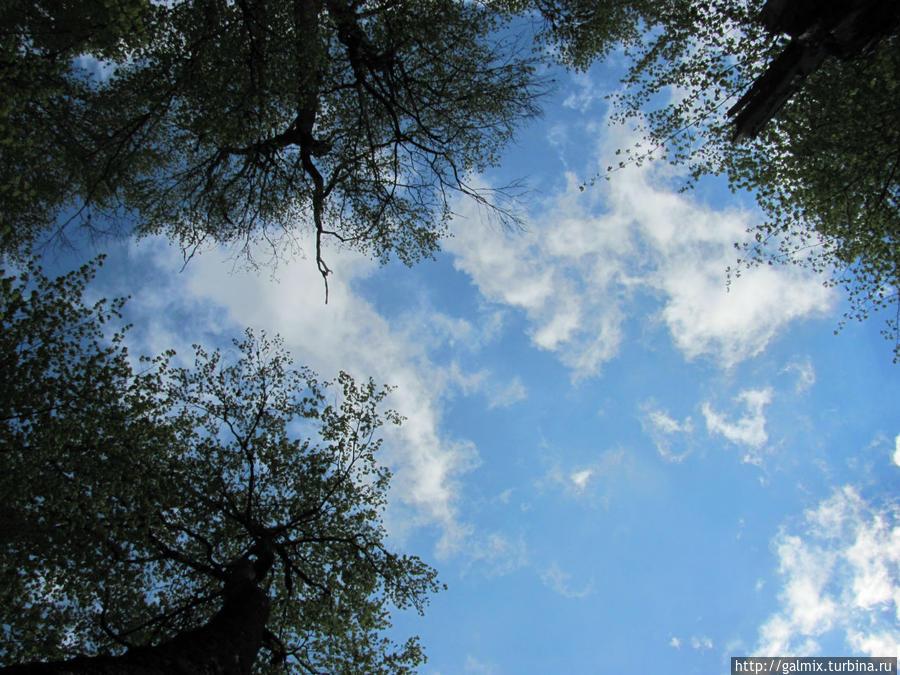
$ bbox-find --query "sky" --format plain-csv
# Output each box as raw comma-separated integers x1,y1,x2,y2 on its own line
53,47,900,675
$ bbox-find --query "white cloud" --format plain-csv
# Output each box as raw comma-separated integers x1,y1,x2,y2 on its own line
782,357,816,393
847,631,900,660
463,532,528,578
702,388,773,464
690,635,713,651
411,307,505,353
570,468,593,493
892,434,900,468
487,376,527,409
442,362,489,396
465,655,498,674
648,409,693,435
562,70,602,113
610,149,833,368
669,637,682,649
542,450,629,502
434,363,525,411
445,123,835,377
642,405,694,462
423,313,478,348
446,179,628,380
756,486,900,659
541,563,594,599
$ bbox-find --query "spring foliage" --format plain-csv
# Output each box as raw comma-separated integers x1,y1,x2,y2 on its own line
0,259,441,673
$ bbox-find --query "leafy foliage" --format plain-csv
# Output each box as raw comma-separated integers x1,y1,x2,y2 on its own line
0,0,156,251
1,0,541,287
0,256,177,663
0,260,441,673
495,0,662,70
734,40,900,356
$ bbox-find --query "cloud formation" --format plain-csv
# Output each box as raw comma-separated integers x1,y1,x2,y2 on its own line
702,388,774,464
445,126,835,377
690,635,713,651
541,449,629,503
446,174,629,379
783,357,816,394
756,486,900,659
642,405,694,462
541,562,594,599
486,376,527,409
463,532,528,578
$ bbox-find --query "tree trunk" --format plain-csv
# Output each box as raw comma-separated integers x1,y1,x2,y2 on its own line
731,0,900,141
0,563,270,675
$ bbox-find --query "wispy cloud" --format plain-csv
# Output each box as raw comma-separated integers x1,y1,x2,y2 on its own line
690,635,713,651
541,449,629,502
702,388,774,464
487,376,527,409
541,563,594,599
756,486,900,658
562,70,603,113
463,532,528,578
409,307,505,353
569,468,594,493
445,122,835,378
782,357,816,394
465,655,498,674
446,173,628,380
642,404,694,462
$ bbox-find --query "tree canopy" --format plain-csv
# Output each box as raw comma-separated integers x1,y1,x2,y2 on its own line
0,259,441,673
3,0,899,670
1,0,541,293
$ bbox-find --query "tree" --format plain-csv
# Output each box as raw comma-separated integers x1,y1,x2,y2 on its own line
731,38,900,354
0,0,155,252
547,0,900,358
0,259,441,673
1,0,541,294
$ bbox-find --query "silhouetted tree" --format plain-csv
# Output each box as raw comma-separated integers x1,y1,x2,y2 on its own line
1,0,541,292
0,260,441,673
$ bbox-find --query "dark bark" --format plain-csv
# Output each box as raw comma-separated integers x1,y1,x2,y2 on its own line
728,38,827,142
0,560,270,675
730,0,900,141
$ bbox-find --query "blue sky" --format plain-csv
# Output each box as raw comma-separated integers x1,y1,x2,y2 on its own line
60,50,900,674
